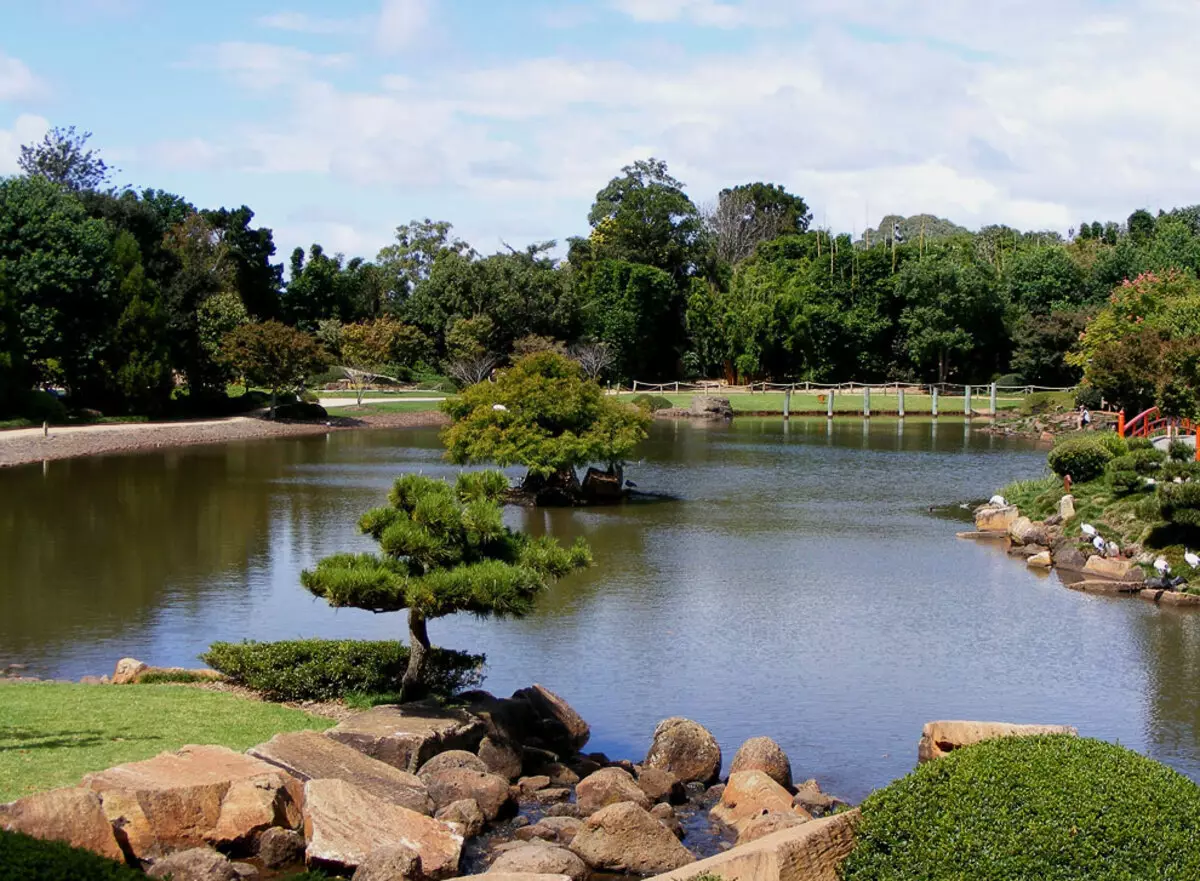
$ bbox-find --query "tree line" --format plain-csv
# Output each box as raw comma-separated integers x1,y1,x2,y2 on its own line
4,126,1199,419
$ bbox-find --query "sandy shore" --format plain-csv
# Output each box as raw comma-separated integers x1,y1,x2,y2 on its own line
0,410,448,469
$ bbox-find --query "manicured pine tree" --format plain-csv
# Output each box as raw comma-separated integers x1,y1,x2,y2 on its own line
301,470,591,701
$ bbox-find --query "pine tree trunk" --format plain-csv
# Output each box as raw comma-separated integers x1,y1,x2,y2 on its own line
400,609,430,703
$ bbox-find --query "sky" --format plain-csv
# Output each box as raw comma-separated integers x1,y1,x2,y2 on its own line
2,0,1200,262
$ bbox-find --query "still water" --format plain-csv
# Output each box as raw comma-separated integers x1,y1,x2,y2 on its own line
4,418,1200,801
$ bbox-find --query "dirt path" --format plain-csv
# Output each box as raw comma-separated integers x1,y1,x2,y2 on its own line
0,411,448,469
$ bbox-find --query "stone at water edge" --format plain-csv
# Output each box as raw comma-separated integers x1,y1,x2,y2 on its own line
644,717,722,784
688,396,734,420
575,767,652,814
478,735,524,781
1083,556,1145,583
0,786,123,862
918,720,1078,763
147,847,240,881
351,844,422,881
1009,517,1049,548
435,799,486,838
249,729,434,815
728,736,794,791
634,765,685,805
1052,543,1089,572
737,810,811,845
257,827,306,870
422,767,514,821
791,779,847,818
303,778,462,879
975,504,1020,533
418,750,490,779
710,770,808,831
515,816,582,845
511,684,591,755
489,844,588,881
569,801,695,875
1027,551,1053,568
328,703,486,773
112,657,149,684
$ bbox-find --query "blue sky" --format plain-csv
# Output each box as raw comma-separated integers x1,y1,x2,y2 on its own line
3,0,1199,262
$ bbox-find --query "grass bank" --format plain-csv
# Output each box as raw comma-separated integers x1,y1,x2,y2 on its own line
0,683,334,802
348,400,445,414
616,390,1026,414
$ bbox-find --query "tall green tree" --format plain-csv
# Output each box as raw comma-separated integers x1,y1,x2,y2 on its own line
302,470,591,700
708,182,812,265
18,126,114,192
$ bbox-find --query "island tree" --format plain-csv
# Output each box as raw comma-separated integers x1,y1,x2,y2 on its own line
338,317,431,405
441,352,650,501
301,470,591,700
221,320,327,416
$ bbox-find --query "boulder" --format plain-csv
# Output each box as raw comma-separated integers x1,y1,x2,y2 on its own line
1052,543,1089,572
1059,494,1076,520
1009,518,1049,547
435,799,486,839
256,827,306,870
737,811,811,845
329,704,486,773
82,745,303,860
634,766,684,805
490,844,588,881
570,801,694,875
728,737,793,791
423,768,514,821
0,786,123,862
644,717,721,784
582,467,624,501
533,788,571,805
710,770,803,831
975,505,1019,533
112,657,149,685
418,750,490,779
511,685,590,755
688,396,734,420
147,847,240,881
351,844,423,881
1027,551,1053,568
303,778,462,879
544,802,585,819
516,816,582,845
535,763,579,787
791,780,846,818
249,730,433,815
576,767,651,814
1083,556,1145,583
478,736,524,781
918,720,1078,763
517,775,551,795
649,803,684,839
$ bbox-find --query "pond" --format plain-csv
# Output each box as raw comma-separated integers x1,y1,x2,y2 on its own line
3,417,1200,802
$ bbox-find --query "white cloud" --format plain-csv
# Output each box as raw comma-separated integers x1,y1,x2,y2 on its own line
194,42,353,91
258,11,367,36
0,114,50,174
378,0,430,53
0,53,45,102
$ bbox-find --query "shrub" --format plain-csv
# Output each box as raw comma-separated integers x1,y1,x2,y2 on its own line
1096,432,1128,457
20,390,68,424
0,829,144,881
631,393,674,413
273,401,328,421
1169,439,1194,463
1047,436,1113,483
1162,461,1200,482
1128,436,1154,451
1159,482,1200,529
135,670,212,685
1109,449,1165,476
1020,391,1073,416
841,735,1200,881
1075,385,1103,409
1109,469,1142,496
201,639,485,702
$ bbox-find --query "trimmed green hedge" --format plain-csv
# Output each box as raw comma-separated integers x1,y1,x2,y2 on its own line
201,639,484,702
0,830,143,881
842,735,1200,881
1159,482,1200,529
273,401,328,421
1048,436,1113,483
631,393,673,413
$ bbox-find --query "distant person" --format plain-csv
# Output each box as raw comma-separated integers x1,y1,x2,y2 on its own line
1080,406,1091,429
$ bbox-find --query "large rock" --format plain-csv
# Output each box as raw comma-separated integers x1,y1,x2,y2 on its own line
423,768,514,821
478,736,524,781
975,505,1019,533
791,780,846,818
249,730,433,815
644,718,721,784
418,750,490,779
728,737,793,791
436,799,486,838
1027,551,1053,568
303,778,462,878
511,685,590,755
1008,517,1049,547
113,657,149,685
147,847,239,881
351,844,422,881
329,704,486,773
688,396,734,420
647,810,860,881
1052,542,1089,572
82,745,303,860
576,767,652,814
711,770,805,831
256,827,306,870
570,802,694,875
516,816,583,846
918,720,1078,763
634,766,684,805
0,786,124,862
737,811,811,845
490,844,588,881
1083,556,1145,583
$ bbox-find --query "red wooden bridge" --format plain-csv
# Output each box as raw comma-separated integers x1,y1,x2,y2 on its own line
1121,407,1199,455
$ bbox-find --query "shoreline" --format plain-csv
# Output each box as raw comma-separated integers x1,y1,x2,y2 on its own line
0,410,449,469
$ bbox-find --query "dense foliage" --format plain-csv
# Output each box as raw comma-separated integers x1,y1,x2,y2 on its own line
843,735,1200,881
301,471,590,699
9,127,1200,421
201,639,484,702
0,830,143,881
1047,435,1114,482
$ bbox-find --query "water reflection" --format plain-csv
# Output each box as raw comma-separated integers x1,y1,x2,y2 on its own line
4,419,1200,800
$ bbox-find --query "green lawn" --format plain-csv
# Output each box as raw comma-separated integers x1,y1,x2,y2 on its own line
320,390,447,399
351,400,445,413
615,390,1025,414
0,683,334,802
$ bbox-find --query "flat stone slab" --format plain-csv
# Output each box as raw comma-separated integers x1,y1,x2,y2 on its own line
303,778,462,878
0,786,124,862
329,704,486,773
1141,589,1200,606
918,721,1077,763
83,745,303,859
956,531,1008,541
1066,579,1142,595
1082,556,1144,583
249,729,433,814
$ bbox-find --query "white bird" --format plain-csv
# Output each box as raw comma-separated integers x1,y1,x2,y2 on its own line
1093,535,1106,552
1105,541,1120,558
492,404,508,412
1175,477,1185,484
1081,524,1097,537
1145,477,1158,487
1155,558,1172,576
989,495,1007,507
1186,549,1200,570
